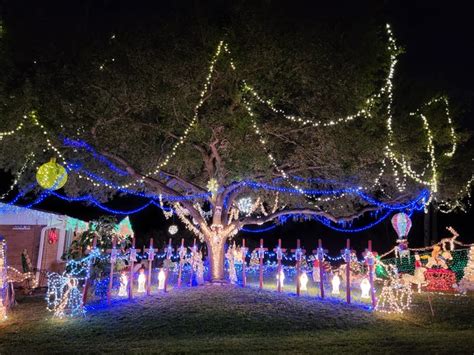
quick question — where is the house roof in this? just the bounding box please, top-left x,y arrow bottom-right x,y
0,202 -> 134,237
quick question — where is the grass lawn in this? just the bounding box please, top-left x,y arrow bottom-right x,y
0,286 -> 473,354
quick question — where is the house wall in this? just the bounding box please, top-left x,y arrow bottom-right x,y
0,225 -> 43,272
0,225 -> 65,285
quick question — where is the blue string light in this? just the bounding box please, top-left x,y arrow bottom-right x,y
63,137 -> 129,176
241,224 -> 278,233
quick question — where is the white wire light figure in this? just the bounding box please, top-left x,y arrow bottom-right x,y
332,274 -> 341,295
360,278 -> 371,298
276,269 -> 285,288
158,268 -> 166,290
299,271 -> 308,292
118,272 -> 128,297
137,268 -> 146,293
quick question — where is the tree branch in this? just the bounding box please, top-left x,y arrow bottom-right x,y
236,205 -> 381,228
100,151 -> 206,226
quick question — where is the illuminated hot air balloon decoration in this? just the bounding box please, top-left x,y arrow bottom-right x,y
391,212 -> 412,259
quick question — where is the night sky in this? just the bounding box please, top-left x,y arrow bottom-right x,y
1,0 -> 473,253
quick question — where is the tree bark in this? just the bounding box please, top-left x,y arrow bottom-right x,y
424,206 -> 431,246
205,235 -> 226,283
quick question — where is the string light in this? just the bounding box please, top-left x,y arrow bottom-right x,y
0,153 -> 35,200
0,24 -> 467,220
0,238 -> 7,320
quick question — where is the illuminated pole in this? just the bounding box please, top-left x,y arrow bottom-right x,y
291,239 -> 305,296
315,239 -> 325,299
82,236 -> 97,306
241,239 -> 248,287
128,237 -> 136,300
146,239 -> 154,295
107,237 -> 117,305
164,238 -> 173,292
257,239 -> 268,289
189,239 -> 196,286
274,239 -> 286,293
177,238 -> 185,287
345,239 -> 351,304
0,237 -> 8,320
368,240 -> 377,309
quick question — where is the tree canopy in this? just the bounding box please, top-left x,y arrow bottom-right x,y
0,2 -> 472,228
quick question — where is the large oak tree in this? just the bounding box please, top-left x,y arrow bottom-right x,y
0,2 -> 472,280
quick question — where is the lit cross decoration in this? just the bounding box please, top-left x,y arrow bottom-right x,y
177,238 -> 186,287
256,239 -> 268,289
189,238 -> 197,287
273,239 -> 287,292
291,239 -> 306,296
128,237 -> 137,300
164,238 -> 173,292
106,237 -> 117,305
241,239 -> 248,287
143,239 -> 155,295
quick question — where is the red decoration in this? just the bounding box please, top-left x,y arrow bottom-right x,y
424,269 -> 456,291
48,228 -> 58,244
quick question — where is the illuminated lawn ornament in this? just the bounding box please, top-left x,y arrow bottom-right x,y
299,271 -> 308,291
391,212 -> 412,239
331,274 -> 341,295
0,238 -> 7,320
158,269 -> 166,290
137,269 -> 146,293
118,272 -> 128,297
360,278 -> 371,298
46,273 -> 84,318
392,213 -> 412,259
36,158 -> 68,190
276,269 -> 285,288
376,264 -> 412,314
168,225 -> 178,235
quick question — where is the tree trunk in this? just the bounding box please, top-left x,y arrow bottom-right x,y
424,206 -> 431,247
431,205 -> 438,244
206,236 -> 226,283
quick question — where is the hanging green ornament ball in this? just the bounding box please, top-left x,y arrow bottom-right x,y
36,158 -> 68,190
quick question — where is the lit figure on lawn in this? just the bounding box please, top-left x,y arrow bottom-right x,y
331,274 -> 341,295
276,269 -> 285,288
312,259 -> 320,282
118,272 -> 128,297
299,271 -> 308,291
360,278 -> 371,298
158,268 -> 166,290
137,268 -> 146,293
